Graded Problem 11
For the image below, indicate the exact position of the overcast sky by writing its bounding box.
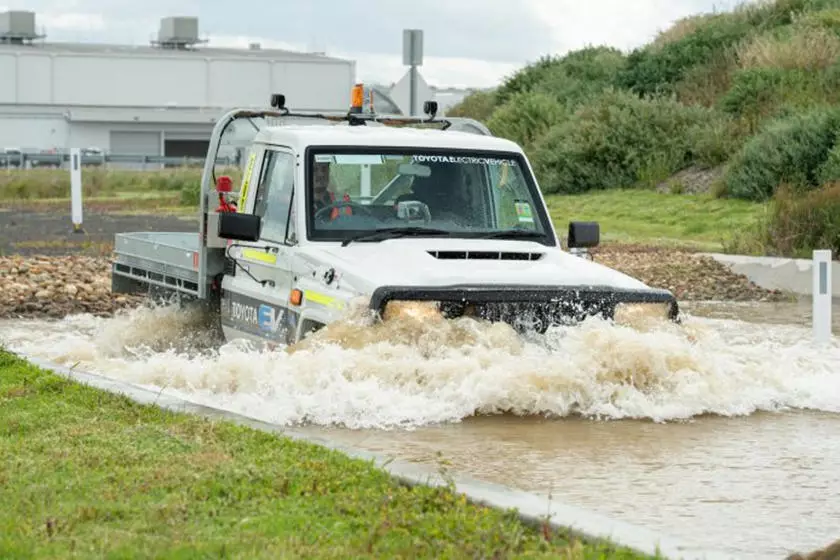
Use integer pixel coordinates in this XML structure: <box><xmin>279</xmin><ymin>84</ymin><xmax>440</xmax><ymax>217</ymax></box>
<box><xmin>2</xmin><ymin>0</ymin><xmax>746</xmax><ymax>88</ymax></box>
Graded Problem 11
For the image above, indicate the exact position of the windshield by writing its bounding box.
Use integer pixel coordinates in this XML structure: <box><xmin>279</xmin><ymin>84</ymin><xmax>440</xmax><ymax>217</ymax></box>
<box><xmin>305</xmin><ymin>149</ymin><xmax>555</xmax><ymax>245</ymax></box>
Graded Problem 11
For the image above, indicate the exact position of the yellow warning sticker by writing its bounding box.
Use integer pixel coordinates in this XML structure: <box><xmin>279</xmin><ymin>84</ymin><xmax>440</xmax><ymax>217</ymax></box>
<box><xmin>241</xmin><ymin>248</ymin><xmax>276</xmax><ymax>264</ymax></box>
<box><xmin>237</xmin><ymin>152</ymin><xmax>257</xmax><ymax>212</ymax></box>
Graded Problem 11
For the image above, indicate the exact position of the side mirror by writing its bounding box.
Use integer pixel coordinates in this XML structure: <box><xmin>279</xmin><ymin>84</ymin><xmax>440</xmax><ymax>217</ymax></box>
<box><xmin>218</xmin><ymin>212</ymin><xmax>261</xmax><ymax>242</ymax></box>
<box><xmin>568</xmin><ymin>221</ymin><xmax>600</xmax><ymax>249</ymax></box>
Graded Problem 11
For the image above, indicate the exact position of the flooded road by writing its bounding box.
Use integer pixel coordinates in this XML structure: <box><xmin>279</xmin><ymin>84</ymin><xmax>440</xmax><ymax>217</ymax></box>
<box><xmin>1</xmin><ymin>298</ymin><xmax>838</xmax><ymax>559</ymax></box>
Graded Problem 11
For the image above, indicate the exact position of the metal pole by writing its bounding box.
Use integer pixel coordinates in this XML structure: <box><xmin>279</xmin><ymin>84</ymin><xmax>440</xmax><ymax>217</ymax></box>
<box><xmin>409</xmin><ymin>65</ymin><xmax>417</xmax><ymax>116</ymax></box>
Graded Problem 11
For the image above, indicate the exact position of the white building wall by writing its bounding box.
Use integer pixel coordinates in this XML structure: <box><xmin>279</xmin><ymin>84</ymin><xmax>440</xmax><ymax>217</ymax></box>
<box><xmin>0</xmin><ymin>48</ymin><xmax>355</xmax><ymax>111</ymax></box>
<box><xmin>17</xmin><ymin>53</ymin><xmax>53</xmax><ymax>104</ymax></box>
<box><xmin>0</xmin><ymin>113</ymin><xmax>68</xmax><ymax>150</ymax></box>
<box><xmin>0</xmin><ymin>45</ymin><xmax>356</xmax><ymax>164</ymax></box>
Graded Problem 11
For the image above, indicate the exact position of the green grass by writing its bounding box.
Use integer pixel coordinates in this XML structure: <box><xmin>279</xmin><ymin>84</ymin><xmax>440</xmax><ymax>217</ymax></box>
<box><xmin>0</xmin><ymin>349</ymin><xmax>656</xmax><ymax>560</ymax></box>
<box><xmin>546</xmin><ymin>189</ymin><xmax>768</xmax><ymax>250</ymax></box>
<box><xmin>0</xmin><ymin>193</ymin><xmax>198</xmax><ymax>217</ymax></box>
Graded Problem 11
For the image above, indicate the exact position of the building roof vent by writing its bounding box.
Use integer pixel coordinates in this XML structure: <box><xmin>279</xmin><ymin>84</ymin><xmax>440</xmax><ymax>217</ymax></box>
<box><xmin>152</xmin><ymin>16</ymin><xmax>206</xmax><ymax>50</ymax></box>
<box><xmin>0</xmin><ymin>10</ymin><xmax>46</xmax><ymax>45</ymax></box>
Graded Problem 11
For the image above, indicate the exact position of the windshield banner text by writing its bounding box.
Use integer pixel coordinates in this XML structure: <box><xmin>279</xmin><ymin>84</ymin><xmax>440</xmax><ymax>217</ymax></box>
<box><xmin>410</xmin><ymin>155</ymin><xmax>515</xmax><ymax>166</ymax></box>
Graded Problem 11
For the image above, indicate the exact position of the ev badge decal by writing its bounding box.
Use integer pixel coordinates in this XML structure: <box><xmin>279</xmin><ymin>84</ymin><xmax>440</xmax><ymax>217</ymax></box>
<box><xmin>258</xmin><ymin>304</ymin><xmax>284</xmax><ymax>333</ymax></box>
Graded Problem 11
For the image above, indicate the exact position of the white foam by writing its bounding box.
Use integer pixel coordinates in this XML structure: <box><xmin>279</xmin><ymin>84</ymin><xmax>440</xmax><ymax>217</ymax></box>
<box><xmin>1</xmin><ymin>302</ymin><xmax>838</xmax><ymax>430</ymax></box>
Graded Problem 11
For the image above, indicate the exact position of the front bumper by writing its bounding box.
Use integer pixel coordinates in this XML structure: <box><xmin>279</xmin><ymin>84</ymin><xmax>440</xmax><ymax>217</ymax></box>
<box><xmin>369</xmin><ymin>284</ymin><xmax>679</xmax><ymax>332</ymax></box>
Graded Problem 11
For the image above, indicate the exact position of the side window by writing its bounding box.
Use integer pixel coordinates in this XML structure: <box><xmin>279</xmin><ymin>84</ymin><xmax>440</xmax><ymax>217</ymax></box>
<box><xmin>253</xmin><ymin>149</ymin><xmax>295</xmax><ymax>243</ymax></box>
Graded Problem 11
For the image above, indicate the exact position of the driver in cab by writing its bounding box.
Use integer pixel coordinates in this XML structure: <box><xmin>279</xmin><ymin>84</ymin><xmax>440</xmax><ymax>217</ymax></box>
<box><xmin>312</xmin><ymin>161</ymin><xmax>352</xmax><ymax>220</ymax></box>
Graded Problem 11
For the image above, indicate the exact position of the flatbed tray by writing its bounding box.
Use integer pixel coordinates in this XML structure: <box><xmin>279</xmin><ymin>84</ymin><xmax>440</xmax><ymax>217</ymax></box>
<box><xmin>112</xmin><ymin>231</ymin><xmax>204</xmax><ymax>297</ymax></box>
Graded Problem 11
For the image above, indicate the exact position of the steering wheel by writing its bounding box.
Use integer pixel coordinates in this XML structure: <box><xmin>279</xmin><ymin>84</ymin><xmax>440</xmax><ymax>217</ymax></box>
<box><xmin>314</xmin><ymin>200</ymin><xmax>376</xmax><ymax>222</ymax></box>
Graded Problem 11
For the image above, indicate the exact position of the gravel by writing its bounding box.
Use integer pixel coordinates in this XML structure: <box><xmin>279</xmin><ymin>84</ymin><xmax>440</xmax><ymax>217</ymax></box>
<box><xmin>0</xmin><ymin>255</ymin><xmax>144</xmax><ymax>320</ymax></box>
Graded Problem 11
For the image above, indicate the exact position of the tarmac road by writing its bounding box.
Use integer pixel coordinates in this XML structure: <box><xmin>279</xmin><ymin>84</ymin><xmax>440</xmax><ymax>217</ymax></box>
<box><xmin>0</xmin><ymin>208</ymin><xmax>197</xmax><ymax>257</ymax></box>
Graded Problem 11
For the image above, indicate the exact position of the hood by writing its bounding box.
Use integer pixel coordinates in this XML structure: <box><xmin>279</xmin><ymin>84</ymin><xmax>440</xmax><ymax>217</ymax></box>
<box><xmin>298</xmin><ymin>238</ymin><xmax>652</xmax><ymax>293</ymax></box>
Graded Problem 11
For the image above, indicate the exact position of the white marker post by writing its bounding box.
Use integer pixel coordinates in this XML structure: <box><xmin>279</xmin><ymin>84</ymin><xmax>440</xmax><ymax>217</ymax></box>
<box><xmin>70</xmin><ymin>148</ymin><xmax>84</xmax><ymax>233</ymax></box>
<box><xmin>813</xmin><ymin>249</ymin><xmax>832</xmax><ymax>344</ymax></box>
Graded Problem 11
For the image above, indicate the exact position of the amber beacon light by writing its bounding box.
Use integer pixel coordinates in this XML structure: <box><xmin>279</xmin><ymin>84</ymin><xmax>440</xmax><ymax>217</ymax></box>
<box><xmin>350</xmin><ymin>83</ymin><xmax>364</xmax><ymax>113</ymax></box>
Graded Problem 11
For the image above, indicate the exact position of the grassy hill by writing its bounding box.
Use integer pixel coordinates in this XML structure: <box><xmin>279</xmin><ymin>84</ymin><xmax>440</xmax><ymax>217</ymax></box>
<box><xmin>448</xmin><ymin>0</ymin><xmax>840</xmax><ymax>257</ymax></box>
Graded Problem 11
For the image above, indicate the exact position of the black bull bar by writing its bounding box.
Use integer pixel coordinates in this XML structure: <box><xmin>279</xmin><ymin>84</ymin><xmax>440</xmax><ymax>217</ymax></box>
<box><xmin>369</xmin><ymin>284</ymin><xmax>680</xmax><ymax>332</ymax></box>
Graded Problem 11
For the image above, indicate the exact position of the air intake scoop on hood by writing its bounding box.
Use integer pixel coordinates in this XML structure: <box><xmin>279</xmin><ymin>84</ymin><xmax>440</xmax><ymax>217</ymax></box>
<box><xmin>427</xmin><ymin>250</ymin><xmax>544</xmax><ymax>261</ymax></box>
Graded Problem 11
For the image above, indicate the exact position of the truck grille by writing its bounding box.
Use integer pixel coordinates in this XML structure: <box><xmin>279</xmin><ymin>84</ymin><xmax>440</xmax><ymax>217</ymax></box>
<box><xmin>370</xmin><ymin>284</ymin><xmax>679</xmax><ymax>334</ymax></box>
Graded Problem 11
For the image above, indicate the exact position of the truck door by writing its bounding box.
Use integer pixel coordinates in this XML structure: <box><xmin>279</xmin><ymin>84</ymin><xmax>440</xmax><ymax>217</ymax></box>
<box><xmin>220</xmin><ymin>146</ymin><xmax>298</xmax><ymax>345</ymax></box>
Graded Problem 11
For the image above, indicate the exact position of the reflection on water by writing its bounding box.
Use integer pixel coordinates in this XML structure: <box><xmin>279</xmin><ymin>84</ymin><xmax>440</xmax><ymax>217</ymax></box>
<box><xmin>0</xmin><ymin>297</ymin><xmax>838</xmax><ymax>559</ymax></box>
<box><xmin>682</xmin><ymin>297</ymin><xmax>840</xmax><ymax>331</ymax></box>
<box><xmin>297</xmin><ymin>411</ymin><xmax>840</xmax><ymax>560</ymax></box>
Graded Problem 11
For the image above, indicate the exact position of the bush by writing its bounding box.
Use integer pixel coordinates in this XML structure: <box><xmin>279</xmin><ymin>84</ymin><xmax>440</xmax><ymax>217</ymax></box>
<box><xmin>816</xmin><ymin>140</ymin><xmax>840</xmax><ymax>182</ymax></box>
<box><xmin>729</xmin><ymin>181</ymin><xmax>840</xmax><ymax>256</ymax></box>
<box><xmin>674</xmin><ymin>51</ymin><xmax>738</xmax><ymax>107</ymax></box>
<box><xmin>530</xmin><ymin>89</ymin><xmax>714</xmax><ymax>194</ymax></box>
<box><xmin>723</xmin><ymin>107</ymin><xmax>840</xmax><ymax>200</ymax></box>
<box><xmin>735</xmin><ymin>24</ymin><xmax>840</xmax><ymax>71</ymax></box>
<box><xmin>719</xmin><ymin>64</ymin><xmax>840</xmax><ymax>130</ymax></box>
<box><xmin>686</xmin><ymin>115</ymin><xmax>751</xmax><ymax>167</ymax></box>
<box><xmin>445</xmin><ymin>90</ymin><xmax>499</xmax><ymax>122</ymax></box>
<box><xmin>615</xmin><ymin>12</ymin><xmax>755</xmax><ymax>97</ymax></box>
<box><xmin>531</xmin><ymin>46</ymin><xmax>627</xmax><ymax>107</ymax></box>
<box><xmin>485</xmin><ymin>92</ymin><xmax>568</xmax><ymax>155</ymax></box>
<box><xmin>494</xmin><ymin>55</ymin><xmax>561</xmax><ymax>105</ymax></box>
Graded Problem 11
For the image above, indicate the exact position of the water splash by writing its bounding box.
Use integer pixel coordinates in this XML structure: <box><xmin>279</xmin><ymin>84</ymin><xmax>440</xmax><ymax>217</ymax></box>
<box><xmin>1</xmin><ymin>300</ymin><xmax>837</xmax><ymax>430</ymax></box>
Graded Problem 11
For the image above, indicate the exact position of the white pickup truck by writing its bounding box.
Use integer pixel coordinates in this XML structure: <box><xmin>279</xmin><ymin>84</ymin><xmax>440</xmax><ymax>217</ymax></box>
<box><xmin>111</xmin><ymin>87</ymin><xmax>679</xmax><ymax>345</ymax></box>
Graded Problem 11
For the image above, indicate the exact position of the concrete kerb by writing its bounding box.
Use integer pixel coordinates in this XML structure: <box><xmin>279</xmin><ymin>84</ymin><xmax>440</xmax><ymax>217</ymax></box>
<box><xmin>19</xmin><ymin>352</ymin><xmax>736</xmax><ymax>560</ymax></box>
<box><xmin>702</xmin><ymin>252</ymin><xmax>840</xmax><ymax>297</ymax></box>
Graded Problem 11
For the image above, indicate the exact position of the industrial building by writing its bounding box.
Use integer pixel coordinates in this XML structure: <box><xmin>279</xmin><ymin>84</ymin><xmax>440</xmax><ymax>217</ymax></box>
<box><xmin>0</xmin><ymin>10</ymin><xmax>357</xmax><ymax>166</ymax></box>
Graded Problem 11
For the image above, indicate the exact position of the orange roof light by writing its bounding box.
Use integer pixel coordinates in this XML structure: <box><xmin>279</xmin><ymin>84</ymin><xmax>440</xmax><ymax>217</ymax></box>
<box><xmin>350</xmin><ymin>83</ymin><xmax>364</xmax><ymax>114</ymax></box>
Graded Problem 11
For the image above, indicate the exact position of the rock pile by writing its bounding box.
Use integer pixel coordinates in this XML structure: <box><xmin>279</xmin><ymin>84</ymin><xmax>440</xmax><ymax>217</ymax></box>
<box><xmin>593</xmin><ymin>244</ymin><xmax>789</xmax><ymax>302</ymax></box>
<box><xmin>1</xmin><ymin>255</ymin><xmax>143</xmax><ymax>319</ymax></box>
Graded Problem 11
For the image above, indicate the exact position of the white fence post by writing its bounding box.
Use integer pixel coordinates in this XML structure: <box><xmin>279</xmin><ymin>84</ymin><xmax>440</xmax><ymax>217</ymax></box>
<box><xmin>813</xmin><ymin>249</ymin><xmax>832</xmax><ymax>344</ymax></box>
<box><xmin>70</xmin><ymin>148</ymin><xmax>84</xmax><ymax>234</ymax></box>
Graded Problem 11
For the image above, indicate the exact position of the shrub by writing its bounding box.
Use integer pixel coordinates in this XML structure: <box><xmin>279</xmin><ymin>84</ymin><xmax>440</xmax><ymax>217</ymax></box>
<box><xmin>531</xmin><ymin>46</ymin><xmax>627</xmax><ymax>106</ymax></box>
<box><xmin>735</xmin><ymin>24</ymin><xmax>840</xmax><ymax>71</ymax></box>
<box><xmin>719</xmin><ymin>65</ymin><xmax>840</xmax><ymax>130</ymax></box>
<box><xmin>485</xmin><ymin>92</ymin><xmax>568</xmax><ymax>155</ymax></box>
<box><xmin>445</xmin><ymin>89</ymin><xmax>499</xmax><ymax>122</ymax></box>
<box><xmin>723</xmin><ymin>107</ymin><xmax>840</xmax><ymax>200</ymax></box>
<box><xmin>615</xmin><ymin>12</ymin><xmax>756</xmax><ymax>97</ymax></box>
<box><xmin>493</xmin><ymin>55</ymin><xmax>561</xmax><ymax>105</ymax></box>
<box><xmin>793</xmin><ymin>7</ymin><xmax>840</xmax><ymax>32</ymax></box>
<box><xmin>530</xmin><ymin>89</ymin><xmax>713</xmax><ymax>194</ymax></box>
<box><xmin>674</xmin><ymin>51</ymin><xmax>738</xmax><ymax>107</ymax></box>
<box><xmin>816</xmin><ymin>140</ymin><xmax>840</xmax><ymax>182</ymax></box>
<box><xmin>686</xmin><ymin>115</ymin><xmax>751</xmax><ymax>167</ymax></box>
<box><xmin>730</xmin><ymin>181</ymin><xmax>840</xmax><ymax>256</ymax></box>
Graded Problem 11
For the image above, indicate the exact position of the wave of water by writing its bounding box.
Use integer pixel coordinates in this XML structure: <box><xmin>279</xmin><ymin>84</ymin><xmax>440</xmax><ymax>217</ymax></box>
<box><xmin>1</xmin><ymin>301</ymin><xmax>838</xmax><ymax>429</ymax></box>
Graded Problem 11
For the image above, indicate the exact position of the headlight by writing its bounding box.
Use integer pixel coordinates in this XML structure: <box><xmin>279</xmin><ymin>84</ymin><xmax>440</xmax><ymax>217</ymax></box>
<box><xmin>613</xmin><ymin>302</ymin><xmax>672</xmax><ymax>328</ymax></box>
<box><xmin>382</xmin><ymin>300</ymin><xmax>443</xmax><ymax>322</ymax></box>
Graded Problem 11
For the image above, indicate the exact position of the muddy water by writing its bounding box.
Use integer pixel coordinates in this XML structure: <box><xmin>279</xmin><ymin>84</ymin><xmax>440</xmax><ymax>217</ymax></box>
<box><xmin>1</xmin><ymin>299</ymin><xmax>838</xmax><ymax>560</ymax></box>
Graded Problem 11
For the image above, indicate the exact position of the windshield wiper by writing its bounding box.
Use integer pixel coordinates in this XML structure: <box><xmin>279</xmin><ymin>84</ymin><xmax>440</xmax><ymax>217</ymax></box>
<box><xmin>478</xmin><ymin>229</ymin><xmax>546</xmax><ymax>240</ymax></box>
<box><xmin>341</xmin><ymin>227</ymin><xmax>453</xmax><ymax>247</ymax></box>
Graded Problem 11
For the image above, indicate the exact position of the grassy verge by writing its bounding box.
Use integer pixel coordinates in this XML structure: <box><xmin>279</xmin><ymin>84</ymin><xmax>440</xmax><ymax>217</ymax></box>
<box><xmin>0</xmin><ymin>193</ymin><xmax>197</xmax><ymax>216</ymax></box>
<box><xmin>0</xmin><ymin>349</ymin><xmax>656</xmax><ymax>560</ymax></box>
<box><xmin>546</xmin><ymin>189</ymin><xmax>767</xmax><ymax>251</ymax></box>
